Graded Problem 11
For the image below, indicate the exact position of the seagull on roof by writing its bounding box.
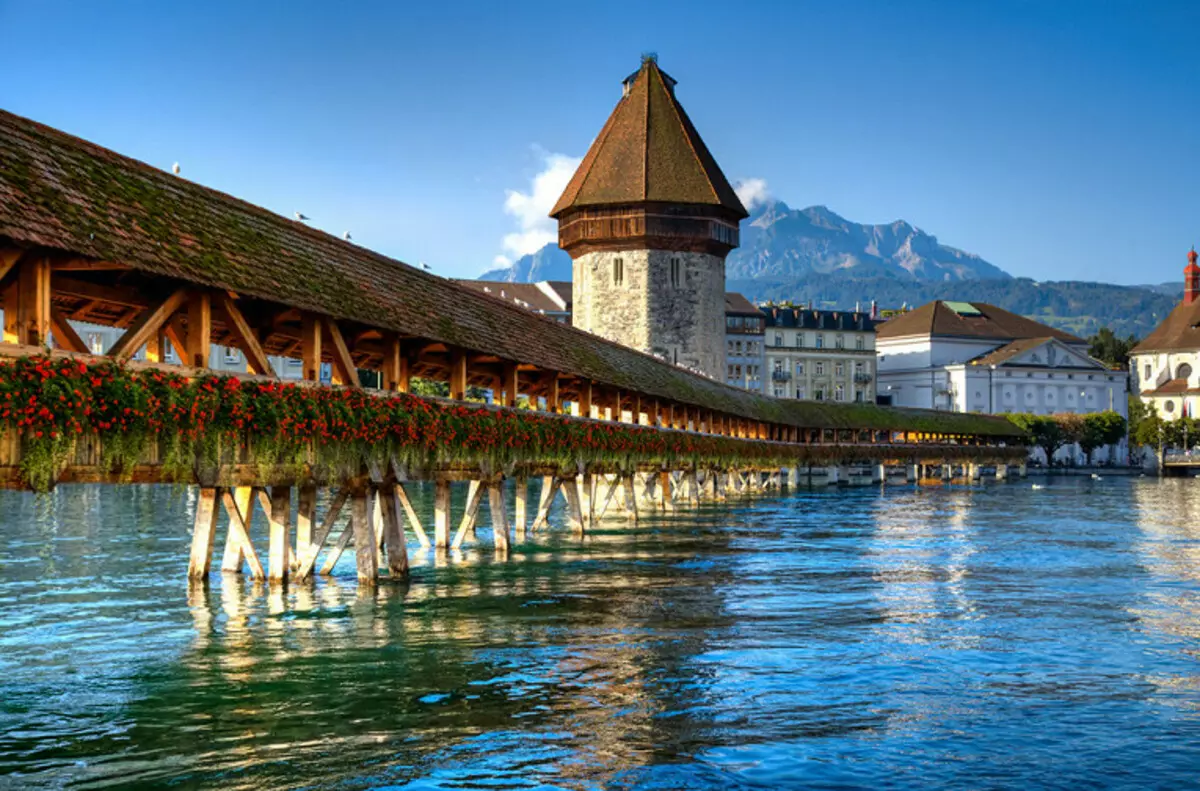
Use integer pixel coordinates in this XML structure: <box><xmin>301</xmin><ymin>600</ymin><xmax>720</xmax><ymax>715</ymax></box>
<box><xmin>294</xmin><ymin>212</ymin><xmax>309</xmax><ymax>221</ymax></box>
<box><xmin>171</xmin><ymin>162</ymin><xmax>181</xmax><ymax>175</ymax></box>
<box><xmin>343</xmin><ymin>231</ymin><xmax>352</xmax><ymax>241</ymax></box>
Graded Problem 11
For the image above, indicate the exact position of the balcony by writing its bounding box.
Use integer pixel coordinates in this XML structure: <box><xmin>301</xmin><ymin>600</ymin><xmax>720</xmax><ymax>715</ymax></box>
<box><xmin>853</xmin><ymin>372</ymin><xmax>873</xmax><ymax>384</ymax></box>
<box><xmin>771</xmin><ymin>370</ymin><xmax>792</xmax><ymax>382</ymax></box>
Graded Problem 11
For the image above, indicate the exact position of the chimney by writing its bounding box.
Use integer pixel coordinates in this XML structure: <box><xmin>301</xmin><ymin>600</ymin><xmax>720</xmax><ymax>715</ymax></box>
<box><xmin>1186</xmin><ymin>248</ymin><xmax>1200</xmax><ymax>306</ymax></box>
<box><xmin>870</xmin><ymin>300</ymin><xmax>879</xmax><ymax>319</ymax></box>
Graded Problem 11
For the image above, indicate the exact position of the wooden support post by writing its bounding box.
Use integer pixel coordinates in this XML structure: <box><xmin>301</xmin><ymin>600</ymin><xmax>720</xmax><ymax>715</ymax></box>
<box><xmin>15</xmin><ymin>256</ymin><xmax>50</xmax><ymax>347</ymax></box>
<box><xmin>395</xmin><ymin>482</ymin><xmax>431</xmax><ymax>547</ymax></box>
<box><xmin>321</xmin><ymin>519</ymin><xmax>354</xmax><ymax>575</ymax></box>
<box><xmin>546</xmin><ymin>375</ymin><xmax>561</xmax><ymax>413</ymax></box>
<box><xmin>658</xmin><ymin>471</ymin><xmax>674</xmax><ymax>511</ymax></box>
<box><xmin>295</xmin><ymin>485</ymin><xmax>317</xmax><ymax>566</ymax></box>
<box><xmin>293</xmin><ymin>488</ymin><xmax>348</xmax><ymax>579</ymax></box>
<box><xmin>324</xmin><ymin>318</ymin><xmax>356</xmax><ymax>386</ymax></box>
<box><xmin>350</xmin><ymin>486</ymin><xmax>377</xmax><ymax>586</ymax></box>
<box><xmin>578</xmin><ymin>380</ymin><xmax>593</xmax><ymax>419</ymax></box>
<box><xmin>220</xmin><ymin>487</ymin><xmax>264</xmax><ymax>579</ymax></box>
<box><xmin>530</xmin><ymin>476</ymin><xmax>559</xmax><ymax>531</ymax></box>
<box><xmin>622</xmin><ymin>473</ymin><xmax>639</xmax><ymax>522</ymax></box>
<box><xmin>434</xmin><ymin>479</ymin><xmax>452</xmax><ymax>548</ymax></box>
<box><xmin>267</xmin><ymin>485</ymin><xmax>292</xmax><ymax>583</ymax></box>
<box><xmin>578</xmin><ymin>473</ymin><xmax>593</xmax><ymax>530</ymax></box>
<box><xmin>382</xmin><ymin>335</ymin><xmax>410</xmax><ymax>392</ymax></box>
<box><xmin>449</xmin><ymin>347</ymin><xmax>467</xmax><ymax>401</ymax></box>
<box><xmin>185</xmin><ymin>290</ymin><xmax>211</xmax><ymax>368</ymax></box>
<box><xmin>107</xmin><ymin>288</ymin><xmax>188</xmax><ymax>361</ymax></box>
<box><xmin>503</xmin><ymin>363</ymin><xmax>519</xmax><ymax>407</ymax></box>
<box><xmin>187</xmin><ymin>487</ymin><xmax>221</xmax><ymax>579</ymax></box>
<box><xmin>301</xmin><ymin>313</ymin><xmax>322</xmax><ymax>381</ymax></box>
<box><xmin>217</xmin><ymin>292</ymin><xmax>275</xmax><ymax>376</ymax></box>
<box><xmin>379</xmin><ymin>482</ymin><xmax>409</xmax><ymax>577</ymax></box>
<box><xmin>597</xmin><ymin>474</ymin><xmax>619</xmax><ymax>519</ymax></box>
<box><xmin>513</xmin><ymin>476</ymin><xmax>528</xmax><ymax>537</ymax></box>
<box><xmin>562</xmin><ymin>478</ymin><xmax>584</xmax><ymax>531</ymax></box>
<box><xmin>49</xmin><ymin>305</ymin><xmax>89</xmax><ymax>354</ymax></box>
<box><xmin>489</xmin><ymin>483</ymin><xmax>511</xmax><ymax>553</ymax></box>
<box><xmin>452</xmin><ymin>480</ymin><xmax>486</xmax><ymax>549</ymax></box>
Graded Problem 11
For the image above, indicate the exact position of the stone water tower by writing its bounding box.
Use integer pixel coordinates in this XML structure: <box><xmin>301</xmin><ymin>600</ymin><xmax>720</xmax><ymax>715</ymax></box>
<box><xmin>550</xmin><ymin>56</ymin><xmax>747</xmax><ymax>379</ymax></box>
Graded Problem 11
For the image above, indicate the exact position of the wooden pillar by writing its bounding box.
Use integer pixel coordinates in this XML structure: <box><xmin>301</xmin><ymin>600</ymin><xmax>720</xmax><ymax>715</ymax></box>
<box><xmin>349</xmin><ymin>486</ymin><xmax>377</xmax><ymax>586</ymax></box>
<box><xmin>434</xmin><ymin>479</ymin><xmax>452</xmax><ymax>548</ymax></box>
<box><xmin>15</xmin><ymin>256</ymin><xmax>51</xmax><ymax>347</ymax></box>
<box><xmin>185</xmin><ymin>291</ymin><xmax>211</xmax><ymax>368</ymax></box>
<box><xmin>578</xmin><ymin>473</ymin><xmax>593</xmax><ymax>530</ymax></box>
<box><xmin>301</xmin><ymin>313</ymin><xmax>322</xmax><ymax>381</ymax></box>
<box><xmin>562</xmin><ymin>478</ymin><xmax>584</xmax><ymax>531</ymax></box>
<box><xmin>546</xmin><ymin>375</ymin><xmax>561</xmax><ymax>413</ymax></box>
<box><xmin>382</xmin><ymin>335</ymin><xmax>409</xmax><ymax>393</ymax></box>
<box><xmin>295</xmin><ymin>484</ymin><xmax>317</xmax><ymax>566</ymax></box>
<box><xmin>658</xmin><ymin>470</ymin><xmax>673</xmax><ymax>511</ymax></box>
<box><xmin>513</xmin><ymin>476</ymin><xmax>528</xmax><ymax>537</ymax></box>
<box><xmin>379</xmin><ymin>482</ymin><xmax>409</xmax><ymax>577</ymax></box>
<box><xmin>449</xmin><ymin>348</ymin><xmax>467</xmax><ymax>401</ymax></box>
<box><xmin>187</xmin><ymin>487</ymin><xmax>221</xmax><ymax>579</ymax></box>
<box><xmin>622</xmin><ymin>473</ymin><xmax>638</xmax><ymax>522</ymax></box>
<box><xmin>489</xmin><ymin>483</ymin><xmax>511</xmax><ymax>553</ymax></box>
<box><xmin>221</xmin><ymin>487</ymin><xmax>253</xmax><ymax>573</ymax></box>
<box><xmin>267</xmin><ymin>485</ymin><xmax>292</xmax><ymax>583</ymax></box>
<box><xmin>578</xmin><ymin>380</ymin><xmax>593</xmax><ymax>419</ymax></box>
<box><xmin>503</xmin><ymin>363</ymin><xmax>519</xmax><ymax>407</ymax></box>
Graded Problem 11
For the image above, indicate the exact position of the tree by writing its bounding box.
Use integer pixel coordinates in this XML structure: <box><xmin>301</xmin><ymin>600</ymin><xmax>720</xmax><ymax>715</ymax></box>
<box><xmin>1080</xmin><ymin>411</ymin><xmax>1127</xmax><ymax>465</ymax></box>
<box><xmin>1054</xmin><ymin>413</ymin><xmax>1086</xmax><ymax>465</ymax></box>
<box><xmin>1007</xmin><ymin>413</ymin><xmax>1067</xmax><ymax>463</ymax></box>
<box><xmin>1088</xmin><ymin>328</ymin><xmax>1139</xmax><ymax>368</ymax></box>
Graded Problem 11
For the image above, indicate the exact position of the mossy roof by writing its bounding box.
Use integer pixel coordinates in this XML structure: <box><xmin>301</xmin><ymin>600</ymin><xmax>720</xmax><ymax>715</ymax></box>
<box><xmin>0</xmin><ymin>108</ymin><xmax>1022</xmax><ymax>438</ymax></box>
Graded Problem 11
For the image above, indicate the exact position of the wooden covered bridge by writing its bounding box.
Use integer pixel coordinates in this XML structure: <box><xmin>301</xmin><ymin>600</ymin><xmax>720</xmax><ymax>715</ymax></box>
<box><xmin>0</xmin><ymin>109</ymin><xmax>1025</xmax><ymax>587</ymax></box>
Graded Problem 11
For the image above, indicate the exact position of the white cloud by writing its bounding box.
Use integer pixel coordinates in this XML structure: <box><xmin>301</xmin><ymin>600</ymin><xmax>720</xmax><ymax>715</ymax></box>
<box><xmin>499</xmin><ymin>151</ymin><xmax>581</xmax><ymax>261</ymax></box>
<box><xmin>493</xmin><ymin>254</ymin><xmax>511</xmax><ymax>267</ymax></box>
<box><xmin>734</xmin><ymin>177</ymin><xmax>771</xmax><ymax>211</ymax></box>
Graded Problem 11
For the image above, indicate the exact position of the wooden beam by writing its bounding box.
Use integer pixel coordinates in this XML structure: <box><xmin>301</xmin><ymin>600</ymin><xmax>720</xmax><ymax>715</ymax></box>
<box><xmin>449</xmin><ymin>347</ymin><xmax>467</xmax><ymax>400</ymax></box>
<box><xmin>55</xmin><ymin>276</ymin><xmax>149</xmax><ymax>311</ymax></box>
<box><xmin>187</xmin><ymin>486</ymin><xmax>221</xmax><ymax>579</ymax></box>
<box><xmin>49</xmin><ymin>305</ymin><xmax>88</xmax><ymax>354</ymax></box>
<box><xmin>107</xmin><ymin>288</ymin><xmax>188</xmax><ymax>362</ymax></box>
<box><xmin>294</xmin><ymin>488</ymin><xmax>348</xmax><ymax>579</ymax></box>
<box><xmin>0</xmin><ymin>249</ymin><xmax>23</xmax><ymax>284</ymax></box>
<box><xmin>50</xmin><ymin>259</ymin><xmax>131</xmax><ymax>272</ymax></box>
<box><xmin>577</xmin><ymin>379</ymin><xmax>593</xmax><ymax>418</ymax></box>
<box><xmin>350</xmin><ymin>486</ymin><xmax>377</xmax><ymax>586</ymax></box>
<box><xmin>220</xmin><ymin>487</ymin><xmax>265</xmax><ymax>579</ymax></box>
<box><xmin>395</xmin><ymin>482</ymin><xmax>430</xmax><ymax>548</ymax></box>
<box><xmin>16</xmin><ymin>256</ymin><xmax>50</xmax><ymax>347</ymax></box>
<box><xmin>502</xmin><ymin>362</ymin><xmax>519</xmax><ymax>407</ymax></box>
<box><xmin>323</xmin><ymin>317</ymin><xmax>356</xmax><ymax>385</ymax></box>
<box><xmin>300</xmin><ymin>313</ymin><xmax>322</xmax><ymax>381</ymax></box>
<box><xmin>267</xmin><ymin>486</ymin><xmax>292</xmax><ymax>582</ymax></box>
<box><xmin>546</xmin><ymin>373</ymin><xmax>561</xmax><ymax>413</ymax></box>
<box><xmin>217</xmin><ymin>292</ymin><xmax>275</xmax><ymax>376</ymax></box>
<box><xmin>185</xmin><ymin>290</ymin><xmax>211</xmax><ymax>368</ymax></box>
<box><xmin>379</xmin><ymin>482</ymin><xmax>409</xmax><ymax>577</ymax></box>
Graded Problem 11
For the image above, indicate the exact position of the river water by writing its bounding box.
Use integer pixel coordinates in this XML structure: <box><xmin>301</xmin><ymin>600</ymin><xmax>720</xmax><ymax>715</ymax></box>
<box><xmin>0</xmin><ymin>477</ymin><xmax>1198</xmax><ymax>790</ymax></box>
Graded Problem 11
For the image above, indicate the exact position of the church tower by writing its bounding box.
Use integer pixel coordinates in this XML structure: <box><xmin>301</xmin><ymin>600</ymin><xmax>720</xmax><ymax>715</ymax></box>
<box><xmin>550</xmin><ymin>56</ymin><xmax>747</xmax><ymax>379</ymax></box>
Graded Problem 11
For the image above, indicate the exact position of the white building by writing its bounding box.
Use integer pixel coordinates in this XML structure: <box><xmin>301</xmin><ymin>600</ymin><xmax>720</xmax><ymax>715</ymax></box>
<box><xmin>763</xmin><ymin>306</ymin><xmax>879</xmax><ymax>402</ymax></box>
<box><xmin>1130</xmin><ymin>250</ymin><xmax>1200</xmax><ymax>420</ymax></box>
<box><xmin>724</xmin><ymin>293</ymin><xmax>764</xmax><ymax>392</ymax></box>
<box><xmin>876</xmin><ymin>300</ymin><xmax>1128</xmax><ymax>419</ymax></box>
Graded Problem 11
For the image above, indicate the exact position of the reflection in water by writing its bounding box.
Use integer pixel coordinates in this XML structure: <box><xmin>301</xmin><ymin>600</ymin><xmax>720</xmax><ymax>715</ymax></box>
<box><xmin>0</xmin><ymin>480</ymin><xmax>1198</xmax><ymax>789</ymax></box>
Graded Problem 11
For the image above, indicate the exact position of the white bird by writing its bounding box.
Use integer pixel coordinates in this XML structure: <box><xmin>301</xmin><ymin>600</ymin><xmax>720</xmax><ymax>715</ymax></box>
<box><xmin>171</xmin><ymin>162</ymin><xmax>181</xmax><ymax>175</ymax></box>
<box><xmin>1091</xmin><ymin>473</ymin><xmax>1102</xmax><ymax>480</ymax></box>
<box><xmin>343</xmin><ymin>231</ymin><xmax>352</xmax><ymax>241</ymax></box>
<box><xmin>294</xmin><ymin>212</ymin><xmax>309</xmax><ymax>221</ymax></box>
<box><xmin>1032</xmin><ymin>483</ymin><xmax>1045</xmax><ymax>490</ymax></box>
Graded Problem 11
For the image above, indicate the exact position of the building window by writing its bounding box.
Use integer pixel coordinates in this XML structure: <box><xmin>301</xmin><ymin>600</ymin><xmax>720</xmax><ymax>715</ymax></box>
<box><xmin>814</xmin><ymin>388</ymin><xmax>825</xmax><ymax>401</ymax></box>
<box><xmin>815</xmin><ymin>334</ymin><xmax>824</xmax><ymax>349</ymax></box>
<box><xmin>836</xmin><ymin>334</ymin><xmax>845</xmax><ymax>349</ymax></box>
<box><xmin>613</xmin><ymin>257</ymin><xmax>624</xmax><ymax>286</ymax></box>
<box><xmin>735</xmin><ymin>340</ymin><xmax>743</xmax><ymax>354</ymax></box>
<box><xmin>835</xmin><ymin>384</ymin><xmax>845</xmax><ymax>401</ymax></box>
<box><xmin>854</xmin><ymin>361</ymin><xmax>863</xmax><ymax>373</ymax></box>
<box><xmin>774</xmin><ymin>333</ymin><xmax>783</xmax><ymax>346</ymax></box>
<box><xmin>795</xmin><ymin>333</ymin><xmax>803</xmax><ymax>347</ymax></box>
<box><xmin>835</xmin><ymin>362</ymin><xmax>845</xmax><ymax>377</ymax></box>
<box><xmin>670</xmin><ymin>257</ymin><xmax>682</xmax><ymax>288</ymax></box>
<box><xmin>727</xmin><ymin>341</ymin><xmax>734</xmax><ymax>354</ymax></box>
<box><xmin>796</xmin><ymin>386</ymin><xmax>806</xmax><ymax>399</ymax></box>
<box><xmin>728</xmin><ymin>365</ymin><xmax>735</xmax><ymax>379</ymax></box>
<box><xmin>86</xmin><ymin>332</ymin><xmax>105</xmax><ymax>355</ymax></box>
<box><xmin>224</xmin><ymin>347</ymin><xmax>241</xmax><ymax>364</ymax></box>
<box><xmin>855</xmin><ymin>389</ymin><xmax>864</xmax><ymax>403</ymax></box>
<box><xmin>774</xmin><ymin>387</ymin><xmax>785</xmax><ymax>398</ymax></box>
<box><xmin>815</xmin><ymin>361</ymin><xmax>825</xmax><ymax>375</ymax></box>
<box><xmin>1145</xmin><ymin>364</ymin><xmax>1152</xmax><ymax>380</ymax></box>
<box><xmin>1165</xmin><ymin>400</ymin><xmax>1176</xmax><ymax>414</ymax></box>
<box><xmin>796</xmin><ymin>361</ymin><xmax>805</xmax><ymax>375</ymax></box>
<box><xmin>855</xmin><ymin>335</ymin><xmax>865</xmax><ymax>351</ymax></box>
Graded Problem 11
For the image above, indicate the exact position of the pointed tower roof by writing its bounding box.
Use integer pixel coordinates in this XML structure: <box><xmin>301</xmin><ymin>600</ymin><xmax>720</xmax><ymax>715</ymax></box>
<box><xmin>550</xmin><ymin>57</ymin><xmax>747</xmax><ymax>219</ymax></box>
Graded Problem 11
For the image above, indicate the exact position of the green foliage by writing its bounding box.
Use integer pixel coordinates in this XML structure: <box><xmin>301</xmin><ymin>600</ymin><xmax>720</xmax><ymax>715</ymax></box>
<box><xmin>409</xmin><ymin>377</ymin><xmax>449</xmax><ymax>398</ymax></box>
<box><xmin>1006</xmin><ymin>410</ymin><xmax>1126</xmax><ymax>464</ymax></box>
<box><xmin>1087</xmin><ymin>328</ymin><xmax>1139</xmax><ymax>368</ymax></box>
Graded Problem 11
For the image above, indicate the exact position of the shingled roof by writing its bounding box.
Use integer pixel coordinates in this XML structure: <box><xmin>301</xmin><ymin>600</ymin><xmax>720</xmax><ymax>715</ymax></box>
<box><xmin>876</xmin><ymin>301</ymin><xmax>1083</xmax><ymax>344</ymax></box>
<box><xmin>0</xmin><ymin>108</ymin><xmax>1021</xmax><ymax>437</ymax></box>
<box><xmin>549</xmin><ymin>58</ymin><xmax>747</xmax><ymax>219</ymax></box>
<box><xmin>1131</xmin><ymin>298</ymin><xmax>1200</xmax><ymax>354</ymax></box>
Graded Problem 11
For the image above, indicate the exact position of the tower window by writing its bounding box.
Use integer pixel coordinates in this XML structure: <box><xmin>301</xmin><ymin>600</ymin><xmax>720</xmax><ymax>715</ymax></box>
<box><xmin>670</xmin><ymin>257</ymin><xmax>682</xmax><ymax>288</ymax></box>
<box><xmin>613</xmin><ymin>257</ymin><xmax>624</xmax><ymax>286</ymax></box>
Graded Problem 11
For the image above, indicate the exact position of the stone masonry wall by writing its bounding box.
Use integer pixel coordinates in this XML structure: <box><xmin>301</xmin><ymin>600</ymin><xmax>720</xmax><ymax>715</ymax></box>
<box><xmin>573</xmin><ymin>249</ymin><xmax>725</xmax><ymax>379</ymax></box>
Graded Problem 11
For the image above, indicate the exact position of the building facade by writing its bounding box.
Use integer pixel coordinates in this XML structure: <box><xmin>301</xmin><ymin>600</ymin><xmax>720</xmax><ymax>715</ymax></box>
<box><xmin>550</xmin><ymin>56</ymin><xmax>748</xmax><ymax>380</ymax></box>
<box><xmin>725</xmin><ymin>293</ymin><xmax>764</xmax><ymax>392</ymax></box>
<box><xmin>762</xmin><ymin>306</ymin><xmax>879</xmax><ymax>402</ymax></box>
<box><xmin>1130</xmin><ymin>250</ymin><xmax>1200</xmax><ymax>419</ymax></box>
<box><xmin>876</xmin><ymin>300</ymin><xmax>1127</xmax><ymax>419</ymax></box>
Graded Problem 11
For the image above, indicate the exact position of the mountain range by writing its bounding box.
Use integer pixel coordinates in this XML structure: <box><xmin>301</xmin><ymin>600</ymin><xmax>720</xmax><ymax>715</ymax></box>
<box><xmin>480</xmin><ymin>201</ymin><xmax>1178</xmax><ymax>339</ymax></box>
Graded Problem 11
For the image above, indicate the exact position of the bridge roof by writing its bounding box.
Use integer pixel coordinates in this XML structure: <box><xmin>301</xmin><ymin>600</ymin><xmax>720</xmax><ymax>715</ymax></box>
<box><xmin>0</xmin><ymin>109</ymin><xmax>1020</xmax><ymax>438</ymax></box>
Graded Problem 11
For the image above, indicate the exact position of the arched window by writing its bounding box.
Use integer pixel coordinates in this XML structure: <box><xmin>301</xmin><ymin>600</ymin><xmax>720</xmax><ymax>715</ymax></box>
<box><xmin>1177</xmin><ymin>363</ymin><xmax>1193</xmax><ymax>381</ymax></box>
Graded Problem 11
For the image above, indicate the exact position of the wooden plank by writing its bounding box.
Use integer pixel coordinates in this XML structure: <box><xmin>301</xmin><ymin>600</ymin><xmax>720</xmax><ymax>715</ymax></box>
<box><xmin>220</xmin><ymin>486</ymin><xmax>251</xmax><ymax>572</ymax></box>
<box><xmin>350</xmin><ymin>488</ymin><xmax>377</xmax><ymax>586</ymax></box>
<box><xmin>530</xmin><ymin>476</ymin><xmax>560</xmax><ymax>531</ymax></box>
<box><xmin>267</xmin><ymin>485</ymin><xmax>291</xmax><ymax>582</ymax></box>
<box><xmin>597</xmin><ymin>475</ymin><xmax>619</xmax><ymax>520</ymax></box>
<box><xmin>221</xmin><ymin>487</ymin><xmax>265</xmax><ymax>579</ymax></box>
<box><xmin>452</xmin><ymin>480</ymin><xmax>486</xmax><ymax>549</ymax></box>
<box><xmin>513</xmin><ymin>476</ymin><xmax>527</xmax><ymax>535</ymax></box>
<box><xmin>319</xmin><ymin>521</ymin><xmax>354</xmax><ymax>575</ymax></box>
<box><xmin>382</xmin><ymin>334</ymin><xmax>409</xmax><ymax>392</ymax></box>
<box><xmin>49</xmin><ymin>305</ymin><xmax>88</xmax><ymax>354</ymax></box>
<box><xmin>323</xmin><ymin>317</ymin><xmax>356</xmax><ymax>385</ymax></box>
<box><xmin>108</xmin><ymin>288</ymin><xmax>188</xmax><ymax>361</ymax></box>
<box><xmin>562</xmin><ymin>478</ymin><xmax>584</xmax><ymax>531</ymax></box>
<box><xmin>301</xmin><ymin>312</ymin><xmax>322</xmax><ymax>381</ymax></box>
<box><xmin>295</xmin><ymin>488</ymin><xmax>348</xmax><ymax>579</ymax></box>
<box><xmin>489</xmin><ymin>483</ymin><xmax>511</xmax><ymax>553</ymax></box>
<box><xmin>395</xmin><ymin>482</ymin><xmax>430</xmax><ymax>547</ymax></box>
<box><xmin>295</xmin><ymin>484</ymin><xmax>317</xmax><ymax>564</ymax></box>
<box><xmin>622</xmin><ymin>473</ymin><xmax>639</xmax><ymax>522</ymax></box>
<box><xmin>187</xmin><ymin>486</ymin><xmax>221</xmax><ymax>579</ymax></box>
<box><xmin>379</xmin><ymin>482</ymin><xmax>409</xmax><ymax>577</ymax></box>
<box><xmin>217</xmin><ymin>292</ymin><xmax>275</xmax><ymax>376</ymax></box>
<box><xmin>185</xmin><ymin>290</ymin><xmax>212</xmax><ymax>368</ymax></box>
<box><xmin>449</xmin><ymin>347</ymin><xmax>467</xmax><ymax>400</ymax></box>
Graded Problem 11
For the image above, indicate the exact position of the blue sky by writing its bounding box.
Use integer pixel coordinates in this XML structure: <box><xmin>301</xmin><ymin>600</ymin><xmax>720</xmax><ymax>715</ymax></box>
<box><xmin>2</xmin><ymin>0</ymin><xmax>1198</xmax><ymax>284</ymax></box>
